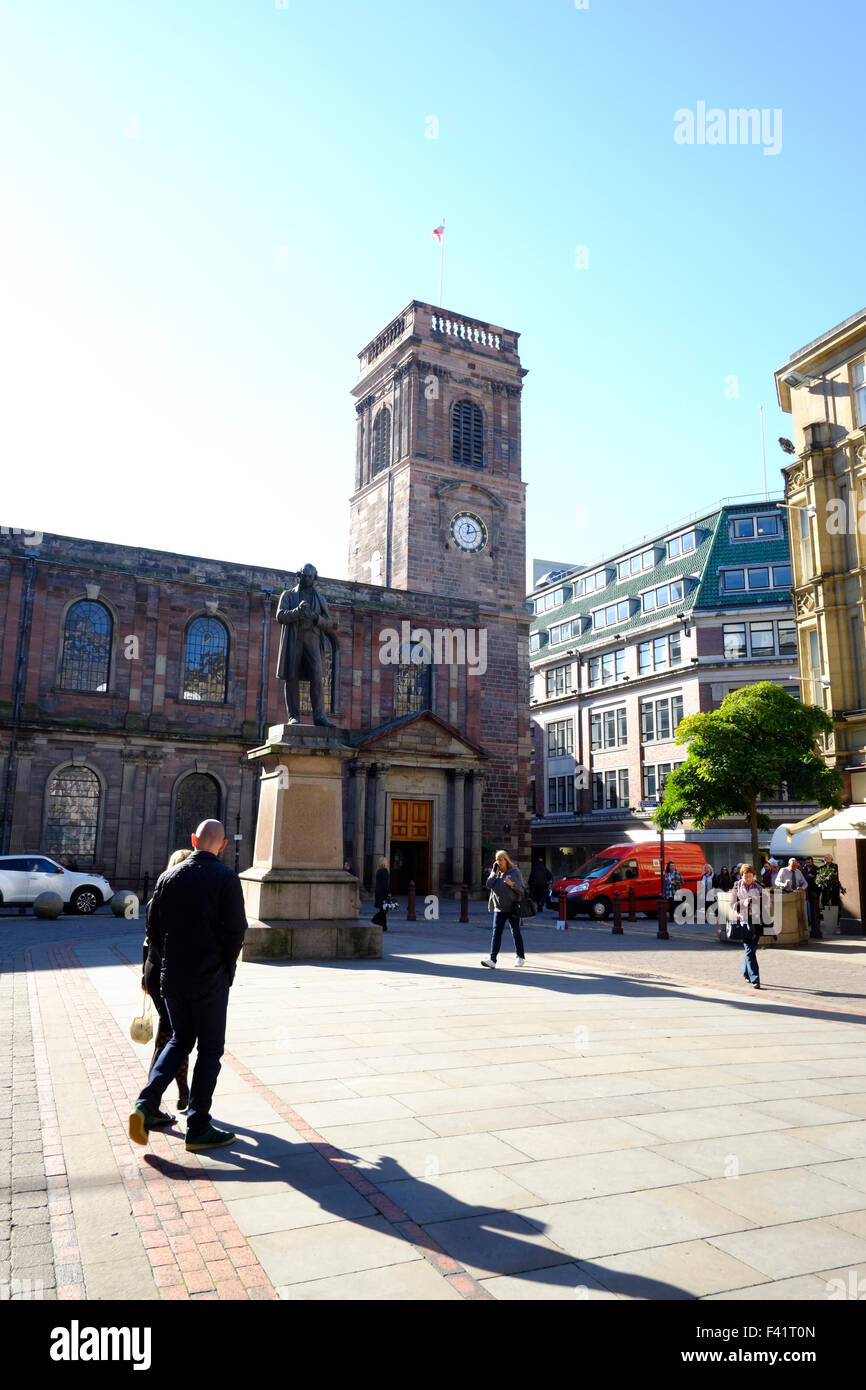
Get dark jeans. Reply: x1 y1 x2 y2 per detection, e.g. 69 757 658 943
490 910 525 962
138 977 230 1137
741 937 760 985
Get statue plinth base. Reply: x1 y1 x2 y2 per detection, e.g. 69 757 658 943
239 728 380 961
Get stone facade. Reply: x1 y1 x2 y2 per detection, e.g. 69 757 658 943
0 302 531 897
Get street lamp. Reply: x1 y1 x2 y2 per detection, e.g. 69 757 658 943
657 773 670 940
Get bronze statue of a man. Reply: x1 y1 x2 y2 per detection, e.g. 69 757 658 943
276 564 336 726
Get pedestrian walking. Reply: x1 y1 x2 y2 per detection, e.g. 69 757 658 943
528 858 551 913
129 819 248 1152
372 856 390 930
664 861 683 920
140 849 192 1126
481 850 527 969
733 863 764 990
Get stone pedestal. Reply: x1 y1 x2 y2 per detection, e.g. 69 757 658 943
240 726 380 961
716 889 810 947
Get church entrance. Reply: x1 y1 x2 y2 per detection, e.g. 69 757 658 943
389 799 432 895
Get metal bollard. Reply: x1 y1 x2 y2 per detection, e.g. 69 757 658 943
657 890 670 940
406 880 416 922
627 883 636 921
557 888 568 931
612 889 623 935
459 883 469 924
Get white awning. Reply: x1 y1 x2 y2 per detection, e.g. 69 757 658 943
818 805 866 840
769 822 828 859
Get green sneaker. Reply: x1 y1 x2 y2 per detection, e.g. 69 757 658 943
128 1101 154 1146
185 1125 236 1152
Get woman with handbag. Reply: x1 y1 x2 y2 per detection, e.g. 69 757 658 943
141 849 191 1123
481 850 527 969
373 856 390 931
733 863 763 990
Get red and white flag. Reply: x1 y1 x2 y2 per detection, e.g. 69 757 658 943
432 222 445 242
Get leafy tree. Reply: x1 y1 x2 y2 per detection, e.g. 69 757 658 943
653 683 842 869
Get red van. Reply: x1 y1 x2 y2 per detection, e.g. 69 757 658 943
549 842 707 920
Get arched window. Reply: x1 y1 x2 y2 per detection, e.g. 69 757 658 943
44 766 100 864
371 406 391 476
60 601 112 692
452 399 484 469
394 663 431 718
300 636 336 714
172 773 222 852
182 617 228 703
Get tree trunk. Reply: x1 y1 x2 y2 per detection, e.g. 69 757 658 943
748 796 760 871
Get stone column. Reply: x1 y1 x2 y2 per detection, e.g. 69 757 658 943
452 768 466 887
115 752 141 884
371 762 391 871
351 762 368 883
470 769 484 891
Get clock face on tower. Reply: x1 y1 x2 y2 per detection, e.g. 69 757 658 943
449 510 489 553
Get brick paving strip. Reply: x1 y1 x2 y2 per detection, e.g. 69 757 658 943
108 944 494 1300
43 943 278 1300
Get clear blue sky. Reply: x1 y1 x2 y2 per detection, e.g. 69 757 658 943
2 0 863 581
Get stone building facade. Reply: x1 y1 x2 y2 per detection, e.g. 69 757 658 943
0 302 531 899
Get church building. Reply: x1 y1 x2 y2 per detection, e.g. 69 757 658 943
0 302 531 900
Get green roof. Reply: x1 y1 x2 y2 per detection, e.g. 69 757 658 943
529 503 792 659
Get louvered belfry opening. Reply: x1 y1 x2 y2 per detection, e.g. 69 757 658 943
452 399 484 469
371 406 391 477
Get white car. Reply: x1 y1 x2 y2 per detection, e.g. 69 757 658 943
0 855 112 915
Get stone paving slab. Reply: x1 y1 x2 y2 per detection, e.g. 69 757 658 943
2 909 866 1301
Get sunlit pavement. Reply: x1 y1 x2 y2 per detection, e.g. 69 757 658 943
2 905 866 1301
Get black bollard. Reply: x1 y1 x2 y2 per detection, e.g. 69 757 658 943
459 883 469 924
407 880 417 922
627 883 636 921
612 889 623 935
657 889 670 940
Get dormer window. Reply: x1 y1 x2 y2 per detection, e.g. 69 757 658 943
642 579 685 612
730 513 781 540
667 530 698 559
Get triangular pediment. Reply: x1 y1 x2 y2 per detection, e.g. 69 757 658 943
352 710 487 761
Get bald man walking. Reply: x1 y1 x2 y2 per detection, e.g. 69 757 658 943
130 820 247 1151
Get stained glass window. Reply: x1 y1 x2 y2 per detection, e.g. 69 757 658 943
183 617 228 703
394 663 430 717
44 766 100 862
60 601 112 692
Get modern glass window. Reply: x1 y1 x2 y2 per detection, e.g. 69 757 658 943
60 601 112 693
667 530 697 559
615 649 625 679
172 773 221 852
590 707 627 750
721 569 746 591
394 663 430 717
773 565 792 588
749 567 770 589
547 719 574 756
854 359 866 429
637 633 680 673
749 622 775 654
642 761 684 800
722 565 790 592
530 633 541 652
535 587 567 614
777 621 797 655
44 766 100 863
641 694 683 743
371 406 391 476
642 579 684 612
593 771 628 810
593 599 630 630
723 623 747 659
587 652 619 687
618 548 657 579
731 514 781 539
548 775 575 814
668 630 681 665
452 399 484 469
182 617 229 703
546 663 573 698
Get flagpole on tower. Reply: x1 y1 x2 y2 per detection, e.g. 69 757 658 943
432 218 445 305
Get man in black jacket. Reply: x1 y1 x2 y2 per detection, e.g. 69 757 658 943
129 820 247 1152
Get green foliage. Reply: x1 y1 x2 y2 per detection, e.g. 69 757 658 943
815 861 843 894
653 683 843 833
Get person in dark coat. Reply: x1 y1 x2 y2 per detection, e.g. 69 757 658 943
373 857 390 930
129 820 248 1152
141 848 192 1126
275 563 336 726
528 859 551 912
714 865 732 892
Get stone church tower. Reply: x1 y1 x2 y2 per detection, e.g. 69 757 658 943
348 300 527 608
347 300 531 871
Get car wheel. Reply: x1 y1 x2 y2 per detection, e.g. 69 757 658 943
589 897 610 921
70 887 100 915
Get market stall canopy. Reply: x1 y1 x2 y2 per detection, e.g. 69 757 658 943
818 805 866 840
769 808 835 860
